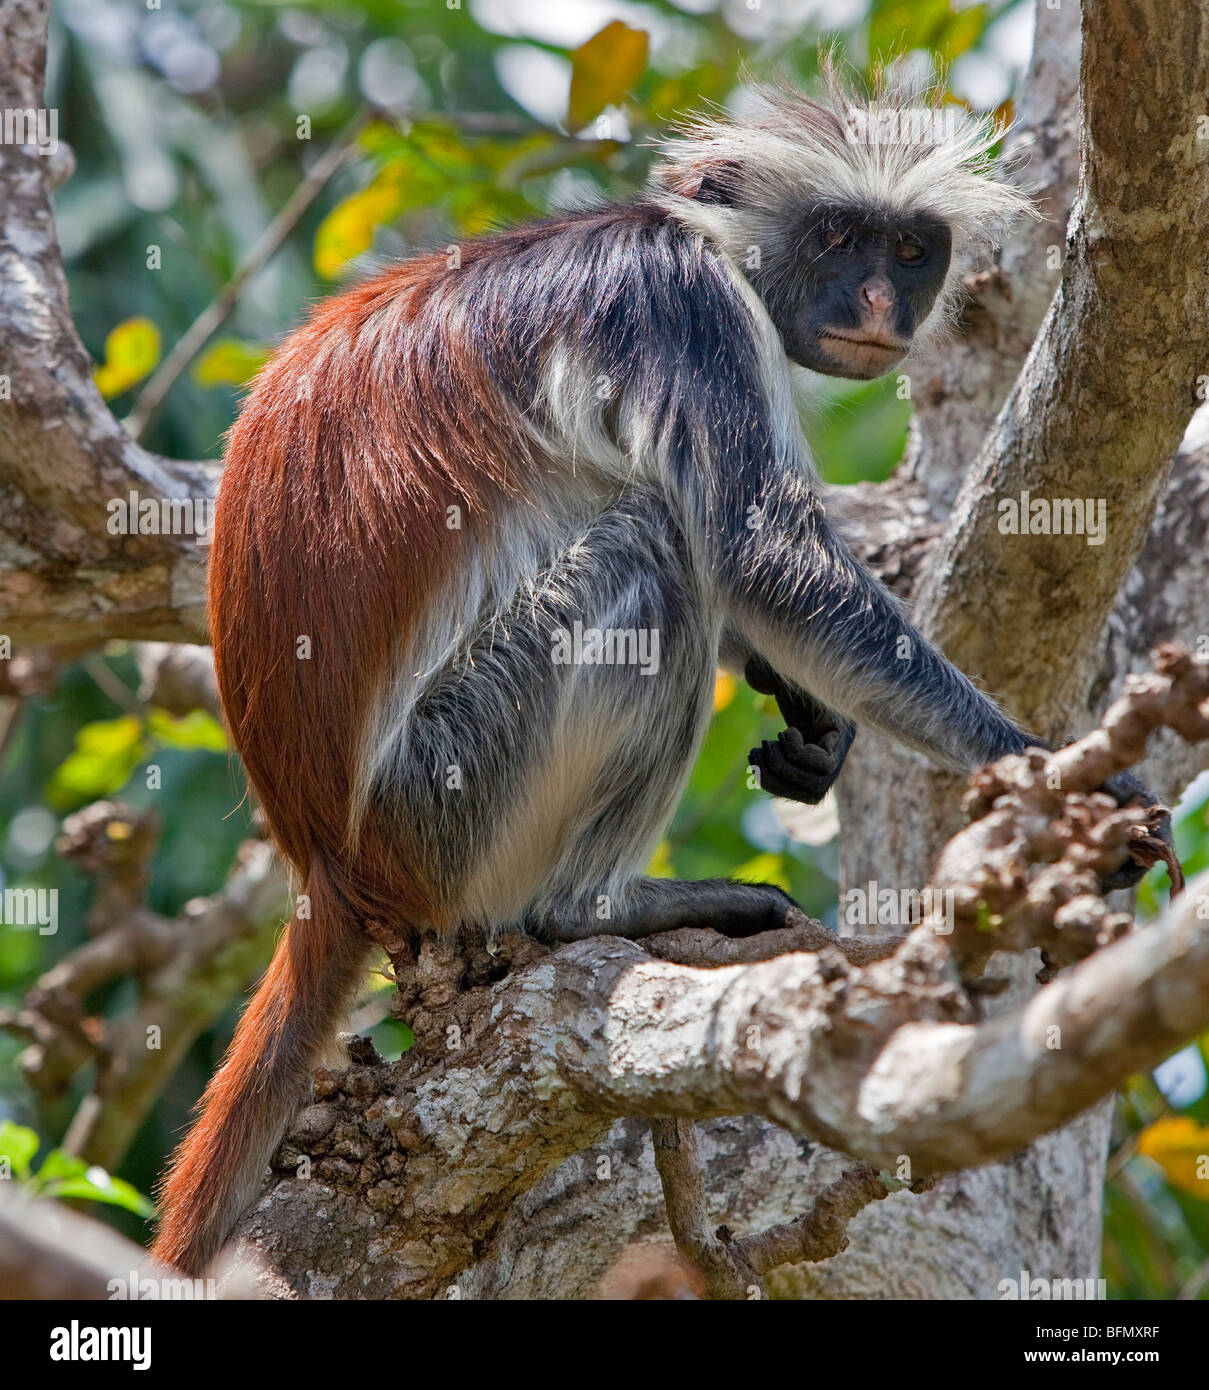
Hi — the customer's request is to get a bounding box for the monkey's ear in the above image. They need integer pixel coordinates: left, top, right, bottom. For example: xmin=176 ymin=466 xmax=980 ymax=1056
xmin=664 ymin=159 xmax=743 ymax=206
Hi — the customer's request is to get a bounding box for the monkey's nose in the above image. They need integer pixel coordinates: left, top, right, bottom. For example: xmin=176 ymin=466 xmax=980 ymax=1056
xmin=860 ymin=279 xmax=895 ymax=315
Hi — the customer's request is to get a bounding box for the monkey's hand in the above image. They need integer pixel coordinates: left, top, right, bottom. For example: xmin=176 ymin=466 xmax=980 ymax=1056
xmin=745 ymin=658 xmax=857 ymax=804
xmin=749 ymin=724 xmax=855 ymax=804
xmin=1096 ymin=769 xmax=1176 ymax=893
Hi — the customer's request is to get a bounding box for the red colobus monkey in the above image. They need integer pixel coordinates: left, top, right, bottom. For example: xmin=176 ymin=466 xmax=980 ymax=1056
xmin=154 ymin=74 xmax=1163 ymax=1273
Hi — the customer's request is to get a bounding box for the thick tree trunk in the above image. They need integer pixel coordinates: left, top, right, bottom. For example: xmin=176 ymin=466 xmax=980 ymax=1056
xmin=833 ymin=0 xmax=1209 ymax=1300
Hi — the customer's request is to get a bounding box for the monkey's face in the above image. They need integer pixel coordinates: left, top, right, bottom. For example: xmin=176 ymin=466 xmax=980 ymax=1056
xmin=758 ymin=201 xmax=952 ymax=379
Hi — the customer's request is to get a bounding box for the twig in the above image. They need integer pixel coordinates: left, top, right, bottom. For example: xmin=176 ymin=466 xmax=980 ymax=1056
xmin=650 ymin=1118 xmax=755 ymax=1299
xmin=125 ymin=111 xmax=374 ymax=441
xmin=928 ymin=644 xmax=1209 ymax=977
xmin=729 ymin=1164 xmax=931 ymax=1275
xmin=0 ymin=695 xmax=24 ymax=768
xmin=642 ymin=911 xmax=902 ymax=967
xmin=121 ymin=99 xmax=596 ymax=443
xmin=0 ymin=802 xmax=289 ymax=1171
xmin=81 ymin=653 xmax=140 ymax=713
xmin=651 ymin=1115 xmax=932 ymax=1297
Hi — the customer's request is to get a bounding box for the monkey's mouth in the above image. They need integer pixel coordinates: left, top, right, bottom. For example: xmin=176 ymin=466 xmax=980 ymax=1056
xmin=815 ymin=330 xmax=908 ymax=378
xmin=819 ymin=329 xmax=908 ymax=356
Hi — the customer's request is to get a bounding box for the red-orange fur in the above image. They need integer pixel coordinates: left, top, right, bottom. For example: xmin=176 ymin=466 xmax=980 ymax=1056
xmin=153 ymin=250 xmax=539 ymax=1273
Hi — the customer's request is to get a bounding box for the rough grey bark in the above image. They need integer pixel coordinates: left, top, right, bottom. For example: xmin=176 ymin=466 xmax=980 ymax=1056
xmin=833 ymin=0 xmax=1209 ymax=1304
xmin=0 ymin=0 xmax=210 ymax=645
xmin=224 ymin=859 xmax=1209 ymax=1299
xmin=919 ymin=1 xmax=1209 ymax=732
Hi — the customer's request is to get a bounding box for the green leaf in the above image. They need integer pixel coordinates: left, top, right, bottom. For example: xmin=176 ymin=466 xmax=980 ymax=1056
xmin=33 ymin=1148 xmax=88 ymax=1183
xmin=48 ymin=715 xmax=145 ymax=807
xmin=807 ymin=374 xmax=912 ymax=484
xmin=367 ymin=1017 xmax=415 ymax=1062
xmin=568 ymin=21 xmax=649 ymax=133
xmin=732 ymin=851 xmax=791 ymax=893
xmin=314 ymin=179 xmax=404 ymax=279
xmin=40 ymin=1165 xmax=155 ymax=1218
xmin=0 ymin=1121 xmax=40 ymax=1180
xmin=869 ymin=0 xmax=951 ymax=61
xmin=313 ymin=148 xmax=450 ymax=278
xmin=646 ymin=839 xmax=675 ymax=878
xmin=935 ymin=5 xmax=992 ymax=62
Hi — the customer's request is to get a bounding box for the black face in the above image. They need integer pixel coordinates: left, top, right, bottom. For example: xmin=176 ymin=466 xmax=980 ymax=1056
xmin=752 ymin=200 xmax=952 ymax=379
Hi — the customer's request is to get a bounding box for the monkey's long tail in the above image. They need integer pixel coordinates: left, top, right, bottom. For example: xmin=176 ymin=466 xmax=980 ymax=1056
xmin=151 ymin=858 xmax=369 ymax=1275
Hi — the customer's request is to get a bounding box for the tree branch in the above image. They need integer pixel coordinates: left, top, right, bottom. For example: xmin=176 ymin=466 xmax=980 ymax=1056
xmin=219 ymin=645 xmax=1209 ymax=1297
xmin=916 ymin=0 xmax=1209 ymax=737
xmin=0 ymin=807 xmax=288 ymax=1172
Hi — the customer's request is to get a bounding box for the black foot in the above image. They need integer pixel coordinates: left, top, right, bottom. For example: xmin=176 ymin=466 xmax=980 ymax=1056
xmin=1096 ymin=769 xmax=1173 ymax=892
xmin=709 ymin=883 xmax=799 ymax=938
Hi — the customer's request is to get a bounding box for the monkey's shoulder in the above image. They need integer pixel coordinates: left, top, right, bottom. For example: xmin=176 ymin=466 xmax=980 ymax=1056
xmin=443 ymin=201 xmax=757 ymax=364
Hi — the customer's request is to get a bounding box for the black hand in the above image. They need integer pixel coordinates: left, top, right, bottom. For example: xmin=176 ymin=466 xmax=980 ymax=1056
xmin=745 ymin=658 xmax=856 ymax=804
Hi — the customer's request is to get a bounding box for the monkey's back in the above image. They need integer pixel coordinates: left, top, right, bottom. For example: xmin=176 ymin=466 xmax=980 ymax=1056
xmin=209 ymin=205 xmax=707 ymax=926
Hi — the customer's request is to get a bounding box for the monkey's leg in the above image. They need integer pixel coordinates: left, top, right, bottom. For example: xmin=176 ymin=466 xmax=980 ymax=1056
xmin=377 ymin=492 xmax=804 ymax=942
xmin=539 ymin=876 xmax=797 ymax=942
xmin=743 ymin=656 xmax=856 ymax=804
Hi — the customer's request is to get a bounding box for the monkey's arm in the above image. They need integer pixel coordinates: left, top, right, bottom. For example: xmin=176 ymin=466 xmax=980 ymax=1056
xmin=585 ymin=239 xmax=1027 ymax=774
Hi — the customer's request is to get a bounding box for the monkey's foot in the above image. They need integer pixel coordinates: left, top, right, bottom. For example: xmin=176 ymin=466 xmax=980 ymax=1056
xmin=1096 ymin=769 xmax=1175 ymax=893
xmin=709 ymin=883 xmax=800 ymax=937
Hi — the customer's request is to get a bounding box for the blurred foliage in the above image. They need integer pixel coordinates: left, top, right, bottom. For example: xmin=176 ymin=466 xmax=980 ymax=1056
xmin=2 ymin=0 xmax=1205 ymax=1296
xmin=92 ymin=315 xmax=161 ymax=398
xmin=0 ymin=1120 xmax=153 ymax=1217
xmin=1106 ymin=789 xmax=1209 ymax=1300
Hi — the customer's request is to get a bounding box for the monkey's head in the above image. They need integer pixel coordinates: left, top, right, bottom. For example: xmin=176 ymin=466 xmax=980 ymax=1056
xmin=654 ymin=64 xmax=1035 ymax=380
xmin=752 ymin=197 xmax=953 ymax=378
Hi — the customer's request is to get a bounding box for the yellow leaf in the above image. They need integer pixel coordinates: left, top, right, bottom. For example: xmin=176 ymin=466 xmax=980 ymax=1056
xmin=1137 ymin=1116 xmax=1209 ymax=1196
xmin=713 ymin=670 xmax=736 ymax=712
xmin=193 ymin=338 xmax=270 ymax=388
xmin=646 ymin=839 xmax=675 ymax=879
xmin=568 ymin=21 xmax=649 ymax=132
xmin=93 ymin=318 xmax=161 ymax=399
xmin=732 ymin=852 xmax=790 ymax=893
xmin=314 ymin=179 xmax=404 ymax=279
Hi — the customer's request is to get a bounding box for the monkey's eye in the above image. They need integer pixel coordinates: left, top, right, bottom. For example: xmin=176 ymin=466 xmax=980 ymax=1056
xmin=821 ymin=226 xmax=854 ymax=251
xmin=895 ymin=238 xmax=927 ymax=265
